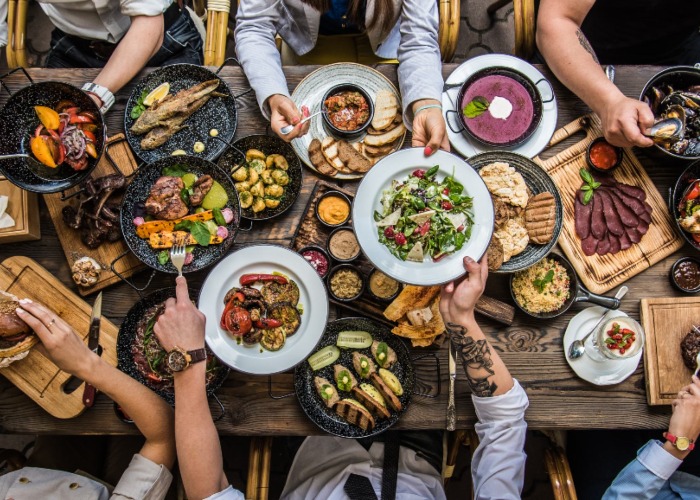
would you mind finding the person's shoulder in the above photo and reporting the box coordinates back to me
[0,467,109,499]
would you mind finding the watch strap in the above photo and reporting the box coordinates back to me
[187,348,207,364]
[81,82,115,114]
[663,432,696,451]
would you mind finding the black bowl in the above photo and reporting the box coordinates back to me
[327,226,361,263]
[587,137,623,174]
[670,256,700,293]
[366,268,402,303]
[640,65,700,160]
[217,134,302,221]
[327,263,365,302]
[120,155,240,274]
[297,245,331,278]
[315,190,352,228]
[321,84,374,140]
[0,81,105,193]
[450,66,546,147]
[670,159,700,252]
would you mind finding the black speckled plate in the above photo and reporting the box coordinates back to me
[217,135,303,220]
[116,287,230,405]
[124,64,236,163]
[671,159,700,252]
[468,151,563,273]
[0,81,106,193]
[120,155,240,274]
[294,317,414,438]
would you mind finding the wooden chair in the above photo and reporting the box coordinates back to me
[544,435,578,500]
[438,0,461,62]
[487,0,537,60]
[6,0,29,68]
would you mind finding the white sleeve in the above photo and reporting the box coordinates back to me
[120,0,170,18]
[0,0,7,48]
[234,0,291,119]
[111,454,173,500]
[204,485,246,500]
[471,379,529,500]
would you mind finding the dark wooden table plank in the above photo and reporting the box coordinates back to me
[0,64,688,435]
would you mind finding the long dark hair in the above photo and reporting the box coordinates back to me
[301,0,396,35]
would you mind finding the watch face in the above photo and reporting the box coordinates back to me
[168,351,187,372]
[676,437,690,451]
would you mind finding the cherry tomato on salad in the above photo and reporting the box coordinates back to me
[384,226,395,238]
[394,233,407,245]
[441,201,453,210]
[416,221,431,236]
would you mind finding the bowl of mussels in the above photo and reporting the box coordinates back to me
[640,66,700,160]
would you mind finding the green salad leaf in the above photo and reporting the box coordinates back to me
[463,96,490,119]
[162,164,189,177]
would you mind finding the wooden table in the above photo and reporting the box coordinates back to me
[0,64,688,435]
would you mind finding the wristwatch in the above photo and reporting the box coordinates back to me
[81,82,115,114]
[663,432,696,451]
[165,346,207,372]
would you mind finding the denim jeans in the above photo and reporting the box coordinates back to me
[45,9,203,69]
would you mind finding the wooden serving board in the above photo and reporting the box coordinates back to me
[641,297,700,405]
[535,115,683,294]
[43,134,146,296]
[291,181,515,326]
[0,256,119,418]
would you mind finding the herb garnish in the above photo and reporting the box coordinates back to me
[532,269,554,293]
[463,96,490,119]
[130,89,149,120]
[173,220,211,246]
[579,168,601,205]
[161,164,189,177]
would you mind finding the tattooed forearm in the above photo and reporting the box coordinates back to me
[576,29,599,63]
[447,322,498,397]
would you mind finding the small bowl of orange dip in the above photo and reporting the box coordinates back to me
[587,137,623,174]
[315,190,351,227]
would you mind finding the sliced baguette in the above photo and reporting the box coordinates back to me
[337,140,372,173]
[335,399,375,430]
[371,89,399,131]
[371,373,402,412]
[352,386,391,419]
[308,138,337,177]
[364,123,405,147]
[321,136,345,171]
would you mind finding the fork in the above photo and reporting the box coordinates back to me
[170,242,187,277]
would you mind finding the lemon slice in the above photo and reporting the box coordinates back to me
[143,82,170,106]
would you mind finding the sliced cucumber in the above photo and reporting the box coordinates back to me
[336,330,373,349]
[308,345,340,371]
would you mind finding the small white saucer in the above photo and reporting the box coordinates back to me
[441,54,558,159]
[564,307,642,386]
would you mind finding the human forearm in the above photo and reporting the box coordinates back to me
[174,364,227,499]
[92,15,164,95]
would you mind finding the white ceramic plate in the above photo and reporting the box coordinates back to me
[564,307,642,385]
[290,63,405,180]
[442,54,558,159]
[352,148,494,286]
[199,245,329,375]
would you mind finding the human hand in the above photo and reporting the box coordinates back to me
[596,93,655,148]
[268,94,310,141]
[154,277,206,353]
[411,99,450,156]
[669,376,700,447]
[439,256,488,327]
[16,299,99,379]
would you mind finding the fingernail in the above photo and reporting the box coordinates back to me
[15,307,24,314]
[424,146,432,156]
[292,116,300,125]
[19,298,32,304]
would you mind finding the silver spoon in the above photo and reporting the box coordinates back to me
[0,153,30,160]
[695,351,700,378]
[280,110,324,135]
[568,286,628,360]
[646,117,685,143]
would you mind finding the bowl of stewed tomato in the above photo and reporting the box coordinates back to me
[321,84,374,140]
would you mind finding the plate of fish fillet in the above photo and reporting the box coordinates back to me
[124,64,237,163]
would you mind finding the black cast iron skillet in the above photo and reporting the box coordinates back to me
[446,66,553,147]
[510,253,621,320]
[217,134,303,221]
[0,71,106,193]
[120,155,240,274]
[116,287,229,405]
[124,64,237,163]
[670,159,700,252]
[295,317,414,438]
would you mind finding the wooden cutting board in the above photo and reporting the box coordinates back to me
[0,256,119,418]
[641,297,700,405]
[534,114,684,294]
[43,134,145,296]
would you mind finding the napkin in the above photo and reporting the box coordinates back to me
[0,195,16,229]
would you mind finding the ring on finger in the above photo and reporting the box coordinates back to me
[46,318,56,329]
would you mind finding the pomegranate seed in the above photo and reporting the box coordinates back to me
[457,224,464,232]
[412,169,426,178]
[619,348,626,355]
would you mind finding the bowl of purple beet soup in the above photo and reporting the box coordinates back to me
[446,67,553,148]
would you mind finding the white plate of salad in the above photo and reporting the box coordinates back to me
[353,148,494,286]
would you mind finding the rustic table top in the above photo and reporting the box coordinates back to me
[0,64,688,435]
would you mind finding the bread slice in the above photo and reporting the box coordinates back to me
[308,138,337,177]
[321,137,345,171]
[371,373,402,412]
[337,140,372,173]
[371,89,399,131]
[525,192,556,244]
[364,123,405,147]
[335,399,375,430]
[352,386,391,419]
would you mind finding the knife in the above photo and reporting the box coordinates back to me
[82,292,102,407]
[446,340,457,431]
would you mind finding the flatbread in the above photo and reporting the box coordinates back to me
[494,218,529,262]
[383,285,440,321]
[479,162,529,208]
[486,236,504,271]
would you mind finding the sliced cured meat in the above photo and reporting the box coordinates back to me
[608,233,622,254]
[596,233,612,255]
[581,234,598,256]
[591,194,607,239]
[598,190,625,236]
[637,219,649,235]
[575,189,592,239]
[619,231,632,250]
[626,226,642,244]
[607,190,639,227]
[592,174,616,187]
[615,182,646,201]
[605,186,647,215]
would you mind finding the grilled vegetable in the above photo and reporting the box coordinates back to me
[336,330,373,349]
[308,345,341,371]
[240,273,288,286]
[260,328,286,351]
[136,211,215,238]
[253,318,282,329]
[261,279,299,305]
[267,302,301,337]
[148,231,223,249]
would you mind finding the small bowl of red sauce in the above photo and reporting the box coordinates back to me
[587,137,623,174]
[298,245,330,278]
[321,84,374,140]
[671,256,700,293]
